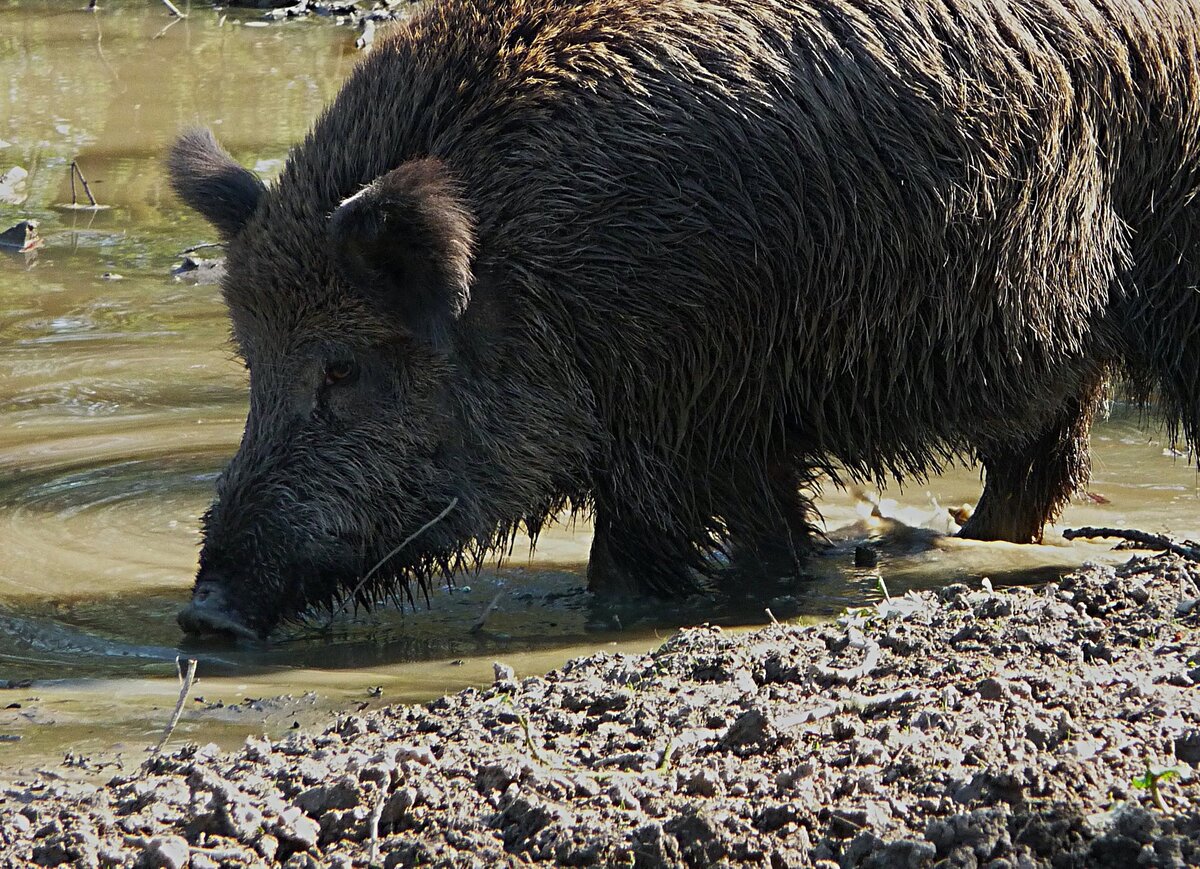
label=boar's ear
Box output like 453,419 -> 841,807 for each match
168,128 -> 265,238
328,158 -> 474,341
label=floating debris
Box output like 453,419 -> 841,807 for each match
0,166 -> 28,205
233,0 -> 419,48
0,219 -> 43,253
171,255 -> 226,284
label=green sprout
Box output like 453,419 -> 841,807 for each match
1132,761 -> 1183,812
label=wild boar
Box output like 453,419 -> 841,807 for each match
172,0 -> 1200,638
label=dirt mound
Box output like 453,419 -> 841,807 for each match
3,555 -> 1199,867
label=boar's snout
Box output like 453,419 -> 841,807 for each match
177,579 -> 263,641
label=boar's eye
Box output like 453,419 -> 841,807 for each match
323,360 -> 356,387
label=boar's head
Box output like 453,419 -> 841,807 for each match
168,129 -> 594,639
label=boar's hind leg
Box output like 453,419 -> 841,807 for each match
958,379 -> 1105,544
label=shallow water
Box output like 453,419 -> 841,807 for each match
0,2 -> 1197,773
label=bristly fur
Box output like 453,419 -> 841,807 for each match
168,129 -> 267,239
175,0 -> 1200,636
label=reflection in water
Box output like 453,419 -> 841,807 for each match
0,3 -> 1197,769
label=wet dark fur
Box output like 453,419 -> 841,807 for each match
172,0 -> 1200,636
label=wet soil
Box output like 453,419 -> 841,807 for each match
2,554 -> 1198,868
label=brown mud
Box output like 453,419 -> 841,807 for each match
2,554 -> 1198,868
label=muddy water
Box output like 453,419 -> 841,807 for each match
0,3 -> 1197,774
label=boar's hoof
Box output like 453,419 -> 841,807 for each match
177,582 -> 261,641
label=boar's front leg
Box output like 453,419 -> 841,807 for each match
720,463 -> 823,582
587,505 -> 707,597
959,377 -> 1105,543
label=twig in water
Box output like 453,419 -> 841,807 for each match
152,17 -> 182,39
327,497 -> 459,627
153,657 -> 197,755
1064,527 -> 1200,562
160,0 -> 187,17
469,592 -> 503,634
179,241 -> 223,256
70,162 -> 98,207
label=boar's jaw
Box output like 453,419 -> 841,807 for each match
177,580 -> 267,641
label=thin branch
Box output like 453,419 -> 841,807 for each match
327,498 -> 459,626
152,657 -> 197,755
469,592 -> 503,634
1063,527 -> 1200,562
70,162 -> 98,207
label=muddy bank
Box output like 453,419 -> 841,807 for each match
2,554 -> 1199,867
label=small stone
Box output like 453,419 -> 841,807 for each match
494,662 -> 516,682
854,545 -> 880,568
395,744 -> 437,766
257,833 -> 279,862
977,677 -> 1010,700
1175,730 -> 1200,766
136,835 -> 189,869
722,707 -> 774,749
227,801 -> 264,844
244,734 -> 273,761
832,717 -> 865,741
679,768 -> 722,797
273,806 -> 319,850
296,776 -> 360,814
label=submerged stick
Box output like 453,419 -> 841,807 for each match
70,162 -> 99,207
469,592 -> 503,634
327,497 -> 459,626
1063,527 -> 1200,562
179,242 -> 223,256
153,657 -> 198,755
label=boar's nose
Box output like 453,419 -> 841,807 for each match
177,580 -> 262,641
